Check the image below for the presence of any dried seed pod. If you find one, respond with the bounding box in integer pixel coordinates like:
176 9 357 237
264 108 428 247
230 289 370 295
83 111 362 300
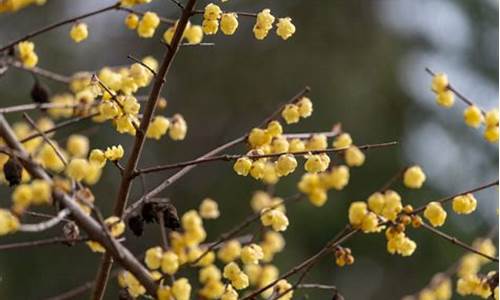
162 202 180 230
62 221 80 246
141 201 156 223
3 157 22 186
118 288 134 300
128 214 144 237
30 77 50 105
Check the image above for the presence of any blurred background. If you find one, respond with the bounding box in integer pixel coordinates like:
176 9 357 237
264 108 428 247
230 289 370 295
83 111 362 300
0 0 498 299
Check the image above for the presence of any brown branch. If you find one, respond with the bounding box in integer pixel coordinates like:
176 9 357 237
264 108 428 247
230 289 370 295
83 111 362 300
134 141 398 176
0 2 121 52
9 60 71 83
0 236 87 251
90 2 199 299
0 114 158 296
420 222 499 262
191 9 258 18
411 179 499 214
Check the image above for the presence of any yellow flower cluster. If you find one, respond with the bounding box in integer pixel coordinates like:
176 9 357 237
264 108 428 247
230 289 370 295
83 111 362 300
169 114 188 140
11 180 52 213
452 193 477 215
281 97 313 124
253 9 296 41
484 108 499 142
70 22 88 43
260 231 285 262
87 216 125 253
137 11 160 38
348 201 380 233
119 0 151 7
17 41 38 68
157 278 192 300
220 13 238 35
163 21 204 45
431 73 454 108
423 201 447 227
0 209 20 235
260 207 289 232
367 190 403 221
223 262 249 290
203 3 222 35
298 165 350 206
118 271 147 298
199 198 220 219
241 243 264 265
457 274 493 299
403 165 426 189
385 227 417 257
0 0 45 13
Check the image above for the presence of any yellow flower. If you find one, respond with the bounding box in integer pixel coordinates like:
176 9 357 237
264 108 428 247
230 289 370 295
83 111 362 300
266 121 283 137
248 128 271 148
281 104 300 124
233 157 252 176
185 25 203 44
345 146 365 167
17 41 38 68
323 165 350 190
217 240 241 263
424 201 447 227
464 105 484 128
146 116 170 140
221 285 238 300
241 244 264 265
163 26 176 44
253 9 275 40
0 209 20 235
307 187 327 207
89 149 106 168
204 3 222 20
435 90 455 108
250 159 266 180
485 108 499 127
452 193 477 215
171 278 192 300
137 11 160 38
38 143 65 172
199 279 225 299
145 246 163 270
161 251 180 275
260 208 289 232
305 134 327 151
275 154 297 176
66 158 90 181
157 285 172 300
333 133 352 149
270 136 289 153
276 17 296 40
169 114 188 140
199 198 220 219
202 19 219 35
31 179 52 205
431 73 449 93
125 13 139 29
289 138 305 152
105 216 125 237
304 153 330 173
403 165 426 189
84 163 102 185
220 13 238 35
199 265 222 284
104 145 124 161
66 134 89 158
348 201 368 227
70 22 88 43
484 125 499 143
297 97 313 118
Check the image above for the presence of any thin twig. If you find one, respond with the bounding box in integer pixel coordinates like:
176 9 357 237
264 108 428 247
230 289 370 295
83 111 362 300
23 113 68 165
116 6 175 24
127 55 157 76
420 222 499 262
9 60 71 83
0 236 87 251
19 209 71 232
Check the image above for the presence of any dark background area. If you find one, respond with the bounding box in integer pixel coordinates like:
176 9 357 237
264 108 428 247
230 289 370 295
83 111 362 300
0 0 498 299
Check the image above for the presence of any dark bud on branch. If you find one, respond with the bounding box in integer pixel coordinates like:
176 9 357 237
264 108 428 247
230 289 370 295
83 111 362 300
140 199 180 230
30 77 50 105
3 157 22 186
62 221 80 246
128 214 144 237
